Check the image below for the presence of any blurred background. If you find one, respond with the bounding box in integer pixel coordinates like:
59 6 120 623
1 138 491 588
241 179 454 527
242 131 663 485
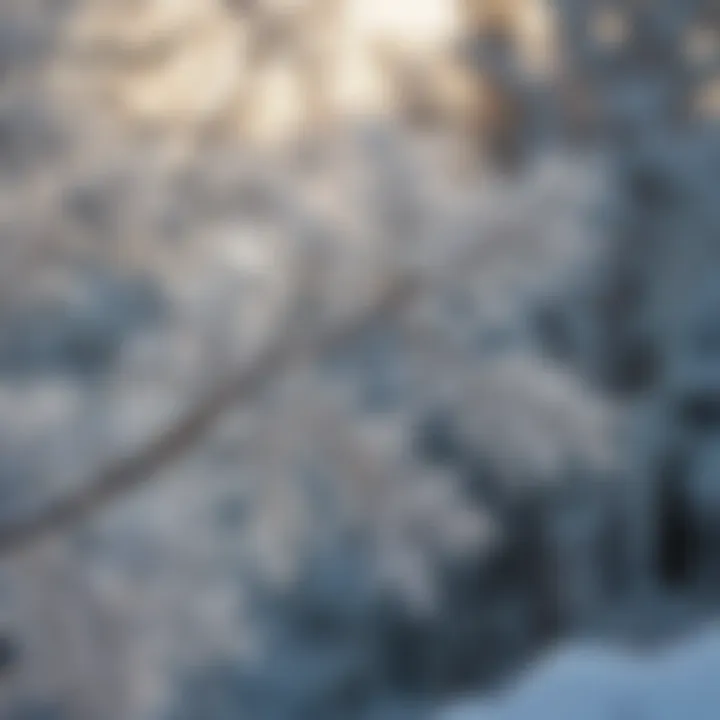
0 0 719 718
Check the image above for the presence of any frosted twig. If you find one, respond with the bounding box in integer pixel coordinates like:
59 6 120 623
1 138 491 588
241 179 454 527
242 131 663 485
0 271 418 557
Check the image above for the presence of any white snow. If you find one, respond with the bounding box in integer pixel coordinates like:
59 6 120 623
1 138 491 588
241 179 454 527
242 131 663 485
439 625 720 720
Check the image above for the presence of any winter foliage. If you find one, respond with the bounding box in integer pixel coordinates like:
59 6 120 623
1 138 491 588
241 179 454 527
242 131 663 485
0 1 718 718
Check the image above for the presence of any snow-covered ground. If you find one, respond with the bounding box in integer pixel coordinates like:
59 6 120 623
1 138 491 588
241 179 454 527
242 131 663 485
440 623 720 720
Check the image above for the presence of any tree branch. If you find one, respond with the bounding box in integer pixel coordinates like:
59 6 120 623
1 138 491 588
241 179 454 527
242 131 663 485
0 272 418 557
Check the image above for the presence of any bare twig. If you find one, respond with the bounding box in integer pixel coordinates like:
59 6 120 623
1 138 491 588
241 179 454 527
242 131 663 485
0 272 418 557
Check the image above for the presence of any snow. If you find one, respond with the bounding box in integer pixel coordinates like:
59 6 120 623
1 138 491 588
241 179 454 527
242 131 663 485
439 625 720 720
0 1 719 718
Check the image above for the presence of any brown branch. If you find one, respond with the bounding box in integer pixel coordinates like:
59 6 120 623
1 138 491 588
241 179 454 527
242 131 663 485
0 272 418 557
